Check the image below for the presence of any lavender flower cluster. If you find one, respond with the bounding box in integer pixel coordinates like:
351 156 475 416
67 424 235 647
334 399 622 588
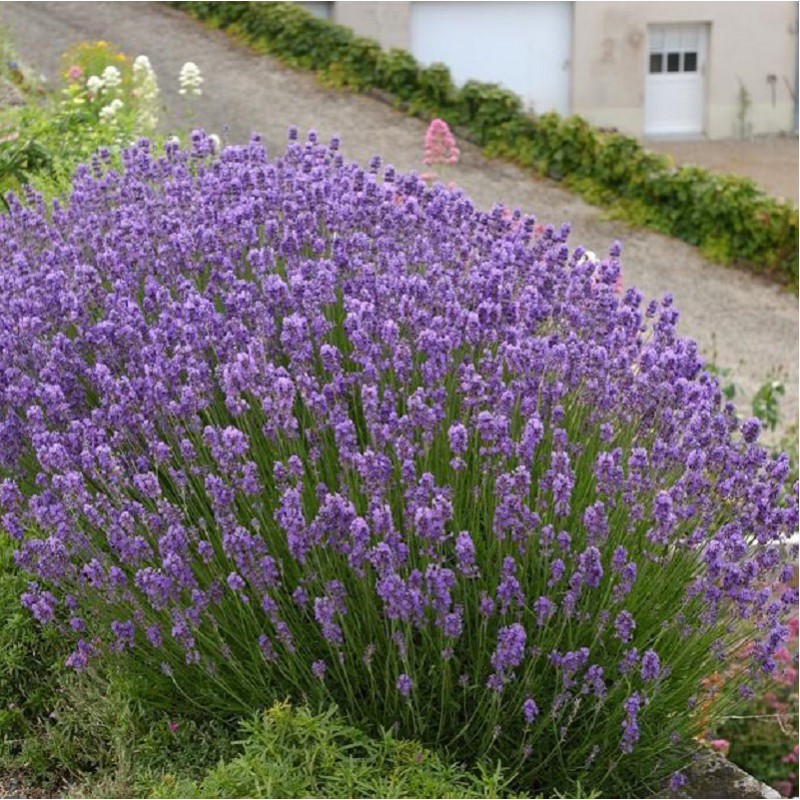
1 130 796 791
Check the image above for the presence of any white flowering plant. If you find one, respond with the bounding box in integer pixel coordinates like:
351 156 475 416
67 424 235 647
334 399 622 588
178 61 203 96
0 40 214 203
57 42 161 144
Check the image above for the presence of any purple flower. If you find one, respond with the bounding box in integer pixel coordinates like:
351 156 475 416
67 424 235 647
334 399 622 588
21 586 57 624
534 595 557 626
258 634 277 662
619 647 640 675
741 417 761 443
522 697 538 724
396 673 412 697
621 692 642 754
668 771 687 792
641 649 661 681
479 592 495 618
491 623 526 674
614 611 636 643
448 422 468 455
311 659 327 679
442 606 463 639
314 596 344 645
227 572 246 592
582 664 606 698
455 530 478 577
496 556 524 613
549 558 565 585
579 546 604 589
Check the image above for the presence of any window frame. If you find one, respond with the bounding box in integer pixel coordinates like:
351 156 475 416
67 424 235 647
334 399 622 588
647 24 702 76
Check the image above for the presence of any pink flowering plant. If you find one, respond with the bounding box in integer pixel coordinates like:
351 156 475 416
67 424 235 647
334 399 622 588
420 117 459 186
1 130 797 797
709 612 798 797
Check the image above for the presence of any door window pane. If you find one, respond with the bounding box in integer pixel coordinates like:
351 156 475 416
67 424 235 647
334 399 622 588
649 29 665 51
683 52 698 72
664 29 683 50
649 53 663 73
680 29 700 50
667 52 681 72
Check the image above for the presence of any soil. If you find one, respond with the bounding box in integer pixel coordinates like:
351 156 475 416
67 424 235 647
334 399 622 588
0 1 797 442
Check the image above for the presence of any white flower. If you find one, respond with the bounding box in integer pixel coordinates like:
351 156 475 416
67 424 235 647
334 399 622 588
133 55 159 97
178 62 203 96
98 98 124 124
133 55 152 74
132 54 160 131
86 75 104 94
100 65 122 91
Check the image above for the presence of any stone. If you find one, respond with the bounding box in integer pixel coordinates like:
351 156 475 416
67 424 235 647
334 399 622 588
656 751 782 799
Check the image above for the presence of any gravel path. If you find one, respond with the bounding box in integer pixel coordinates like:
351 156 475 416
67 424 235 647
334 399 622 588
2 1 797 441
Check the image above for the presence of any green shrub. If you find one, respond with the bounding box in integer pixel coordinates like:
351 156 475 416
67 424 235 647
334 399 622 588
176 0 799 287
147 702 529 799
458 80 523 145
416 62 458 113
376 49 421 101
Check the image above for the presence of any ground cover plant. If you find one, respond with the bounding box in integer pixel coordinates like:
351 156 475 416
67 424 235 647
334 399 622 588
175 0 799 288
149 701 528 800
0 128 797 798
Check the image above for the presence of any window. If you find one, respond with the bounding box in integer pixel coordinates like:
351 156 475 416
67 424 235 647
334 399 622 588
648 25 701 74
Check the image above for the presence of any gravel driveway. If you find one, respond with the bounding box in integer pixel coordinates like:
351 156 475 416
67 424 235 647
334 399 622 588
2 1 797 442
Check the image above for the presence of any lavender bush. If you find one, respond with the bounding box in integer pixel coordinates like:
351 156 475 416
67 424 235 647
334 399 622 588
1 130 797 796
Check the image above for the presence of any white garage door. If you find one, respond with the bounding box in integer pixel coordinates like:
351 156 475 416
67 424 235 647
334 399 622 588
410 1 572 116
645 24 708 136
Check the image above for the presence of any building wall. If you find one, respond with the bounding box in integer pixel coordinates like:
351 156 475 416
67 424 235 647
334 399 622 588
311 1 798 139
333 2 411 50
572 1 798 138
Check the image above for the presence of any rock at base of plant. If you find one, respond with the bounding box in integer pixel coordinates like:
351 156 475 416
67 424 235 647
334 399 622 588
656 752 782 799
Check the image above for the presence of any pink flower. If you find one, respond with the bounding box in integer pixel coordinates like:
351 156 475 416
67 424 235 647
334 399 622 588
168 719 179 733
782 745 798 764
708 738 730 756
423 119 460 167
67 64 83 81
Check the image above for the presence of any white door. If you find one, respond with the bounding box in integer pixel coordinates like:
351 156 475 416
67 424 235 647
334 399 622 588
410 2 572 116
645 24 708 136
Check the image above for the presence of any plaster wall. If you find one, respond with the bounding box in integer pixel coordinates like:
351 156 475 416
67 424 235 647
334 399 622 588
571 2 798 138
